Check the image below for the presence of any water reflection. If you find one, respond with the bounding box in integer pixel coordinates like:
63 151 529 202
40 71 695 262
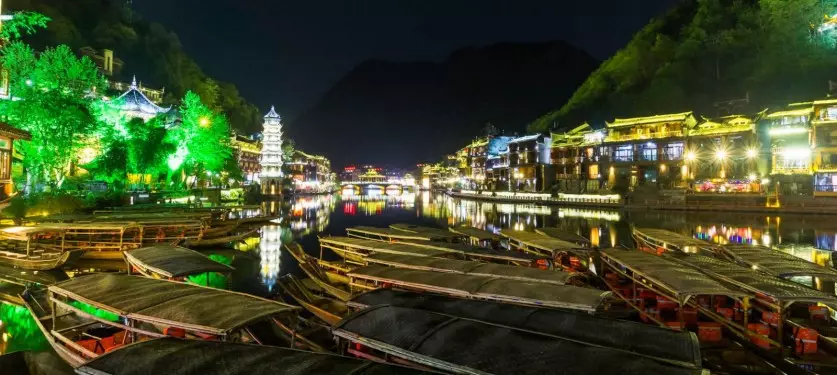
5 191 837 355
258 224 287 292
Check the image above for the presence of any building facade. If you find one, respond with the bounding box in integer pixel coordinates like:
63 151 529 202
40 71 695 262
507 134 552 192
231 134 261 183
763 104 814 195
286 150 334 193
260 106 284 195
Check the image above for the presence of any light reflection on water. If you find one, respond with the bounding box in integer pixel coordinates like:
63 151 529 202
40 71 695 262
3 191 837 355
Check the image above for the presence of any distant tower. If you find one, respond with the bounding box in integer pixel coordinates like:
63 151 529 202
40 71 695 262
260 106 284 195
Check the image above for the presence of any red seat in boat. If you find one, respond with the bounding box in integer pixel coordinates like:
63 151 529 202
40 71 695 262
164 327 186 338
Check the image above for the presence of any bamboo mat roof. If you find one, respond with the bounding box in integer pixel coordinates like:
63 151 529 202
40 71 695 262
721 244 837 280
365 253 574 285
448 226 500 241
633 228 710 248
668 254 837 305
500 230 581 251
348 265 610 312
319 237 451 258
124 245 234 278
601 249 749 299
50 274 298 334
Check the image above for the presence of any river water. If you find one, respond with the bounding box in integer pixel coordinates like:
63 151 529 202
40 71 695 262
2 191 835 355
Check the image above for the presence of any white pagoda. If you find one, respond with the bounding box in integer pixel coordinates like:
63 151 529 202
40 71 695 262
260 106 284 195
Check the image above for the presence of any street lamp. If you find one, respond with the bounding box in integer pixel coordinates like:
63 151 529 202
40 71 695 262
199 117 211 127
715 149 727 161
746 148 758 158
685 151 697 162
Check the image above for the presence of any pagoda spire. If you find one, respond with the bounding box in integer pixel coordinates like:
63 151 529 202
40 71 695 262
130 75 138 89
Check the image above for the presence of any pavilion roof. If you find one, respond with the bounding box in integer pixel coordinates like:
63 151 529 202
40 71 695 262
606 112 696 128
112 77 170 116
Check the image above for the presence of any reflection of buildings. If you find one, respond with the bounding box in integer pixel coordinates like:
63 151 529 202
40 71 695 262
259 225 285 291
288 194 335 236
341 191 415 216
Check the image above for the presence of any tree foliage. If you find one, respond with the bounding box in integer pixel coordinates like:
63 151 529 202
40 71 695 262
166 91 234 179
0 11 50 40
0 42 106 188
530 0 837 132
7 0 263 132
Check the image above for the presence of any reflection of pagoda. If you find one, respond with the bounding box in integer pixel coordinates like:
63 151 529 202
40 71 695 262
110 76 171 121
259 225 284 291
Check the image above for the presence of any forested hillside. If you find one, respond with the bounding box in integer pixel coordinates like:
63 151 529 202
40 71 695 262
6 0 263 132
531 0 837 131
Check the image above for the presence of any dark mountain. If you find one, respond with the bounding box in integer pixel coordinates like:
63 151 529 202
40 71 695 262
289 41 597 167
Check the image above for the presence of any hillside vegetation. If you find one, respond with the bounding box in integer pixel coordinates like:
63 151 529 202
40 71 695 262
531 0 837 131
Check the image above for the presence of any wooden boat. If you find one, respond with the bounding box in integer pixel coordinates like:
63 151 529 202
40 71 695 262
74 337 432 375
500 230 591 272
285 243 352 301
0 263 67 305
360 253 583 286
346 226 458 242
278 274 348 325
345 264 610 312
719 244 837 282
631 227 718 254
389 223 465 241
23 273 301 367
0 227 80 270
447 225 500 245
332 305 704 375
320 236 552 269
0 350 74 375
184 229 258 247
666 252 837 369
534 227 591 247
123 245 234 283
598 248 816 373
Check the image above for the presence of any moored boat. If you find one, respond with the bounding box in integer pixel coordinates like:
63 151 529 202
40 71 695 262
534 227 591 247
598 248 816 373
0 226 80 270
277 274 348 325
631 227 718 254
333 305 704 374
23 273 301 367
184 229 258 247
285 243 352 301
123 245 234 284
500 230 591 272
346 264 610 312
346 225 458 242
74 337 433 375
389 223 466 241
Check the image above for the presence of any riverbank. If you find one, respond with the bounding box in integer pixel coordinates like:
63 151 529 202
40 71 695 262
446 191 837 215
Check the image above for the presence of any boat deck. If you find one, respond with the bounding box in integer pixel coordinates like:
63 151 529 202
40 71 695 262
346 226 454 241
448 226 500 241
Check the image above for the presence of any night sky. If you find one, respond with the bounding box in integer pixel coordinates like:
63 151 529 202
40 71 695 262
135 0 681 166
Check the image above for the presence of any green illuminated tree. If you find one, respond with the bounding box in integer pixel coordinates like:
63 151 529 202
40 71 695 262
0 42 106 189
0 11 50 40
166 91 233 187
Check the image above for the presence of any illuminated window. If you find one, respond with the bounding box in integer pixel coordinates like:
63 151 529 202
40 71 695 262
588 165 599 179
613 145 633 162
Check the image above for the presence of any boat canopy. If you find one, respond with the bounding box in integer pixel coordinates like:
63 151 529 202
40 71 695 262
349 289 703 370
633 228 711 252
0 226 67 241
500 230 581 251
49 274 299 335
333 305 703 375
124 245 235 278
600 249 749 299
390 224 463 241
401 240 547 263
319 237 450 258
720 244 837 280
448 226 500 241
348 265 610 312
534 228 591 245
346 226 446 241
365 253 574 285
668 254 837 307
75 337 432 375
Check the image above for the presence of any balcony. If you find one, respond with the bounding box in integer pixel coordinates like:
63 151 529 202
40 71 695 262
605 131 684 143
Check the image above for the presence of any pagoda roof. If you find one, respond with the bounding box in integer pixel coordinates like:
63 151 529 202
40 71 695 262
113 77 170 116
264 106 281 119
